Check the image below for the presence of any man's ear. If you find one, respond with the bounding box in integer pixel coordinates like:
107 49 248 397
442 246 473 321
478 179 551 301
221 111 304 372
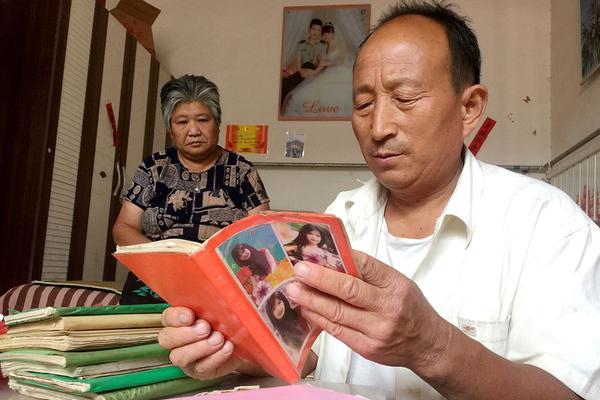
460 84 488 139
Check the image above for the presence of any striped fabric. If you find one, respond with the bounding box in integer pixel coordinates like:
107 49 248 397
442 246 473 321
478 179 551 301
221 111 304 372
0 283 120 315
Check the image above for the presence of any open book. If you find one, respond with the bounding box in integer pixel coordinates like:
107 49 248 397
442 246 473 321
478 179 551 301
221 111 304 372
113 212 358 384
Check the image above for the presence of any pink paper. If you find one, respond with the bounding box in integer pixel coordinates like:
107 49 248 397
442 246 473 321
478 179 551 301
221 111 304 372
173 384 365 399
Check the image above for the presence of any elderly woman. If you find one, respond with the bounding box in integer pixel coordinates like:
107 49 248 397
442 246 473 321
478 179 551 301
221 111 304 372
113 75 270 304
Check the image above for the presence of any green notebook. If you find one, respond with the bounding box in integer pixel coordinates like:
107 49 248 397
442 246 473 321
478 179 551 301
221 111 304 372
8 376 222 400
8 365 187 393
1 356 171 378
0 343 168 367
5 304 169 326
0 326 162 352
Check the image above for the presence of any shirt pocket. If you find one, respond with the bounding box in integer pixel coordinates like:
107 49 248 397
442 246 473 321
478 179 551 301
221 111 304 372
457 315 510 356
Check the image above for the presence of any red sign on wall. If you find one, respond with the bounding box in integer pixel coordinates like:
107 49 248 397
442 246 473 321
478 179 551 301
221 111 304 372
468 117 496 156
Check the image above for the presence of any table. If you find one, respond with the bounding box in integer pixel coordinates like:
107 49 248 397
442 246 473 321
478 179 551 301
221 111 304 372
0 375 386 400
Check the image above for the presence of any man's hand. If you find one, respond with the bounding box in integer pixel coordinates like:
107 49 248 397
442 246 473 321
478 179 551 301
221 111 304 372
285 250 451 375
286 251 584 399
159 307 241 380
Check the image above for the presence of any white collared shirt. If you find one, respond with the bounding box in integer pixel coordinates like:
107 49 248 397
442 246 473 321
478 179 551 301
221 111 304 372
314 149 600 399
348 225 434 400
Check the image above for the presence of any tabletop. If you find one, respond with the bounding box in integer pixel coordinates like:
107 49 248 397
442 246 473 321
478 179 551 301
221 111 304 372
0 374 386 400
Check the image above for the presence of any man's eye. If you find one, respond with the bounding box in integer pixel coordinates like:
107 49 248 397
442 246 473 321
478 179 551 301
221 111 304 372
354 102 371 110
395 97 419 105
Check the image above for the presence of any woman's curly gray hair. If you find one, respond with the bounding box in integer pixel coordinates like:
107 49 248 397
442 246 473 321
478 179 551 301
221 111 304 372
160 74 222 132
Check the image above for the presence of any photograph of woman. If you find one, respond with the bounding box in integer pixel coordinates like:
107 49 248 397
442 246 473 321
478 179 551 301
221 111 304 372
316 22 346 70
230 243 277 279
218 224 295 306
284 224 345 272
264 289 311 360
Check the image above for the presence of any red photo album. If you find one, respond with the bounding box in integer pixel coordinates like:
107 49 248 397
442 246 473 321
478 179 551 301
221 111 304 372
113 212 358 383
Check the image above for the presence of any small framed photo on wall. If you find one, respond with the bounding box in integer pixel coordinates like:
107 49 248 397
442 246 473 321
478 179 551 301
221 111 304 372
278 4 370 121
581 0 600 82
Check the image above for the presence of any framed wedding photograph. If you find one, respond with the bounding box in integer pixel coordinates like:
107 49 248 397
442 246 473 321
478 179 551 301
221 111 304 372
278 4 370 121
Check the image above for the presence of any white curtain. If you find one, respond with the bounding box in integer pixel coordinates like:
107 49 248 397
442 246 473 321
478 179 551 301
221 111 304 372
334 8 370 55
282 10 312 67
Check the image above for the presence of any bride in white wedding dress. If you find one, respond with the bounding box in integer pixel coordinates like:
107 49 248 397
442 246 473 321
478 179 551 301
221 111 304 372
318 22 346 67
281 22 354 118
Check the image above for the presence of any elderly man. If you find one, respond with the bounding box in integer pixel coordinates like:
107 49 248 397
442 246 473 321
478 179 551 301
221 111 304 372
159 1 600 399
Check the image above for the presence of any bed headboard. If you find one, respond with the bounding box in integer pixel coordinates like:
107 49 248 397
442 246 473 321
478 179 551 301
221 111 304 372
0 281 121 316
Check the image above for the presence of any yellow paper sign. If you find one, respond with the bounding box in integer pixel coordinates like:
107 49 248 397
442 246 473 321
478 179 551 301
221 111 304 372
225 125 268 154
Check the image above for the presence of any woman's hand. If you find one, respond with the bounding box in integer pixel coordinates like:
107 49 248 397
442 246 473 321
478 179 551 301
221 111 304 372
159 307 241 380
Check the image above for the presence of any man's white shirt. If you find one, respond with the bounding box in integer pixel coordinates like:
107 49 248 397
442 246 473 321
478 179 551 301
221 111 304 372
347 226 433 400
313 149 600 399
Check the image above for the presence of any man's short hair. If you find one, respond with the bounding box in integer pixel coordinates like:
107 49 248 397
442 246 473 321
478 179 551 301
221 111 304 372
309 18 323 28
365 0 481 93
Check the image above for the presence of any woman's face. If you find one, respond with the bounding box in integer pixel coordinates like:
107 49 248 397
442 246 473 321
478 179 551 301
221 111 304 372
238 246 251 261
322 31 333 43
169 101 219 165
272 297 285 319
306 229 321 245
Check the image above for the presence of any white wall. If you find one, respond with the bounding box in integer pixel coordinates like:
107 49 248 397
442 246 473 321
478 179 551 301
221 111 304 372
550 0 600 163
143 0 551 211
259 166 373 212
547 0 600 221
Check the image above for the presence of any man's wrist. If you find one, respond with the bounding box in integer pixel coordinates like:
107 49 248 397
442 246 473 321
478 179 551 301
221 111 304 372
415 322 461 381
416 323 490 398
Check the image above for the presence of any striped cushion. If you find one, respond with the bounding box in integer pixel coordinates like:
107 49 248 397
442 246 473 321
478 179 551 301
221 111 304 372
0 283 120 315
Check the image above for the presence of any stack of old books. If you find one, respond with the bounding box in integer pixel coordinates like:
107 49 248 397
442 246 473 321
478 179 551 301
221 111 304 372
0 304 220 399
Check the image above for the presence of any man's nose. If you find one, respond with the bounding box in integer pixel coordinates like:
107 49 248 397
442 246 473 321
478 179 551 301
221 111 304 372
371 98 397 141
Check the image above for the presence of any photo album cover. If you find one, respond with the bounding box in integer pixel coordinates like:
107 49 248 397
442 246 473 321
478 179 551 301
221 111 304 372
113 212 358 383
